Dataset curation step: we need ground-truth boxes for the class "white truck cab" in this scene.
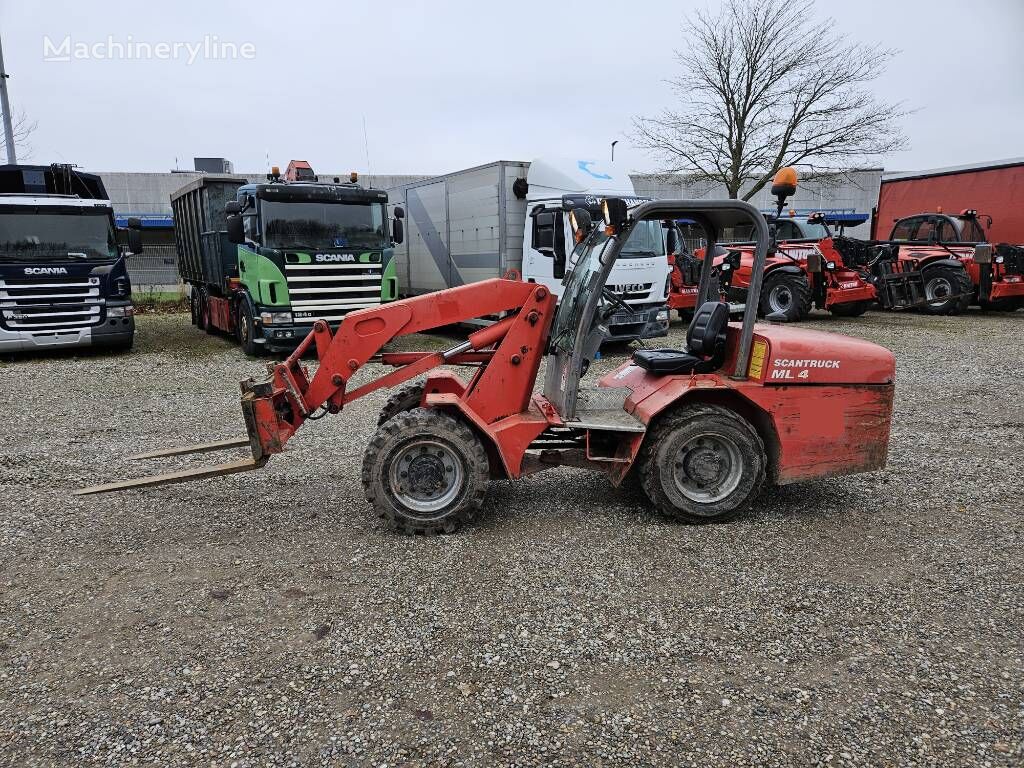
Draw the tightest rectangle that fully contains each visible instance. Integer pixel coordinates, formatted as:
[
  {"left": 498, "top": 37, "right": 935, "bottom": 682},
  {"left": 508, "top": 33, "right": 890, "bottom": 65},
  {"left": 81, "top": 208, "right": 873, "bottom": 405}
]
[
  {"left": 523, "top": 158, "right": 670, "bottom": 339},
  {"left": 388, "top": 157, "right": 670, "bottom": 340}
]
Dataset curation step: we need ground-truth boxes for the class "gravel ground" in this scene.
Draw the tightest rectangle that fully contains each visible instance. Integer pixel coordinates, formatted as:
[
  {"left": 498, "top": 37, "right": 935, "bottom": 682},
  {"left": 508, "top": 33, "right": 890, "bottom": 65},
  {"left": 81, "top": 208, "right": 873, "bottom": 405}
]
[{"left": 1, "top": 308, "right": 1022, "bottom": 767}]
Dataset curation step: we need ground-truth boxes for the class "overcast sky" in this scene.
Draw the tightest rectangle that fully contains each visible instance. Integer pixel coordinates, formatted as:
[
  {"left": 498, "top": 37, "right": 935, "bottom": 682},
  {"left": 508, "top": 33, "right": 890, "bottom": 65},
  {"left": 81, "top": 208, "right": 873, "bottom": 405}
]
[{"left": 1, "top": 0, "right": 1021, "bottom": 176}]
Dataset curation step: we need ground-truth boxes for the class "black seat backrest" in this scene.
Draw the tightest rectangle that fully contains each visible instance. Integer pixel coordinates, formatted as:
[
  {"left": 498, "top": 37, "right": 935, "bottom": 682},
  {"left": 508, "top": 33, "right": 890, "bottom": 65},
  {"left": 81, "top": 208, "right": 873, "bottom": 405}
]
[{"left": 686, "top": 301, "right": 730, "bottom": 357}]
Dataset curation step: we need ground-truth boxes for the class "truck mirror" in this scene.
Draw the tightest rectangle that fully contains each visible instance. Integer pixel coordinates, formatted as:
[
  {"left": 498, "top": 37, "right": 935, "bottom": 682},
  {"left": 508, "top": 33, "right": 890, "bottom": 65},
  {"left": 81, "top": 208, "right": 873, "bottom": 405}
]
[
  {"left": 533, "top": 211, "right": 556, "bottom": 253},
  {"left": 393, "top": 205, "right": 405, "bottom": 220},
  {"left": 392, "top": 218, "right": 404, "bottom": 245},
  {"left": 225, "top": 200, "right": 242, "bottom": 215},
  {"left": 227, "top": 214, "right": 245, "bottom": 245},
  {"left": 665, "top": 225, "right": 679, "bottom": 254},
  {"left": 127, "top": 228, "right": 143, "bottom": 255}
]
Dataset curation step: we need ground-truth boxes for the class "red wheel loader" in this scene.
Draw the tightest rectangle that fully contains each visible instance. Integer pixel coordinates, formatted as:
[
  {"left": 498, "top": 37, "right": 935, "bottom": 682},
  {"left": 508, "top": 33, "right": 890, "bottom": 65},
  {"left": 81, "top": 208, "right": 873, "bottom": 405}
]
[
  {"left": 707, "top": 213, "right": 876, "bottom": 322},
  {"left": 77, "top": 169, "right": 897, "bottom": 535}
]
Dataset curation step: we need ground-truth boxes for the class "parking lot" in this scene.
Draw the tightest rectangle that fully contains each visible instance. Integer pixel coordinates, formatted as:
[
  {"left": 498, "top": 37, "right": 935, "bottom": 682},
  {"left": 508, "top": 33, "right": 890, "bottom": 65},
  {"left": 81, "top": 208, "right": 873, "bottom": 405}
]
[{"left": 1, "top": 309, "right": 1022, "bottom": 766}]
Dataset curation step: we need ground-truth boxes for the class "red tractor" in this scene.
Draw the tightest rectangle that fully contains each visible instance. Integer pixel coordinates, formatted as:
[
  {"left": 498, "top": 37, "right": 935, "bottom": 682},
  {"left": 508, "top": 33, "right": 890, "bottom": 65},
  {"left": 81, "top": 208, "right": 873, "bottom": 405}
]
[
  {"left": 883, "top": 210, "right": 1024, "bottom": 312},
  {"left": 79, "top": 170, "right": 896, "bottom": 535},
  {"left": 703, "top": 212, "right": 876, "bottom": 321}
]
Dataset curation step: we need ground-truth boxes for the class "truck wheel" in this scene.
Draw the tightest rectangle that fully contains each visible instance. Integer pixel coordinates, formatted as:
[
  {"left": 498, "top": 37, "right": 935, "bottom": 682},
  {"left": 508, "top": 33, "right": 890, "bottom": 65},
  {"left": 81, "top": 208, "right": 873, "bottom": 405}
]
[
  {"left": 362, "top": 408, "right": 489, "bottom": 535},
  {"left": 760, "top": 272, "right": 812, "bottom": 321},
  {"left": 828, "top": 300, "right": 871, "bottom": 318},
  {"left": 638, "top": 404, "right": 765, "bottom": 524},
  {"left": 236, "top": 302, "right": 260, "bottom": 356},
  {"left": 921, "top": 266, "right": 973, "bottom": 315},
  {"left": 190, "top": 288, "right": 204, "bottom": 328},
  {"left": 377, "top": 381, "right": 426, "bottom": 426}
]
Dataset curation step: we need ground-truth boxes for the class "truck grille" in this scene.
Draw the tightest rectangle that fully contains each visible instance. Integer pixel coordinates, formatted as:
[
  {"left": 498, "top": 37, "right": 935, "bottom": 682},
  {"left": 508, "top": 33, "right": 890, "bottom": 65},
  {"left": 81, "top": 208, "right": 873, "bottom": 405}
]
[
  {"left": 284, "top": 262, "right": 382, "bottom": 322},
  {"left": 0, "top": 275, "right": 103, "bottom": 331},
  {"left": 608, "top": 282, "right": 654, "bottom": 302}
]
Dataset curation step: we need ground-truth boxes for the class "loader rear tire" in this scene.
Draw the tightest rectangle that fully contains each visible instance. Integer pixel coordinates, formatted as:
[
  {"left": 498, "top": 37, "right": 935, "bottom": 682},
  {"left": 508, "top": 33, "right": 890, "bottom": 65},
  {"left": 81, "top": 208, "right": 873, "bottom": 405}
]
[
  {"left": 638, "top": 404, "right": 765, "bottom": 524},
  {"left": 828, "top": 300, "right": 871, "bottom": 318},
  {"left": 362, "top": 408, "right": 489, "bottom": 535},
  {"left": 760, "top": 272, "right": 812, "bottom": 321},
  {"left": 920, "top": 266, "right": 973, "bottom": 315},
  {"left": 377, "top": 381, "right": 426, "bottom": 426}
]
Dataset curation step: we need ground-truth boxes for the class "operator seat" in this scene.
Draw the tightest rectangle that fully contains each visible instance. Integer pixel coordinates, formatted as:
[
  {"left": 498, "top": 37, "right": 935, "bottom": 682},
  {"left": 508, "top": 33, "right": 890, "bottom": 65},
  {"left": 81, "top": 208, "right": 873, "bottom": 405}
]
[{"left": 631, "top": 301, "right": 729, "bottom": 375}]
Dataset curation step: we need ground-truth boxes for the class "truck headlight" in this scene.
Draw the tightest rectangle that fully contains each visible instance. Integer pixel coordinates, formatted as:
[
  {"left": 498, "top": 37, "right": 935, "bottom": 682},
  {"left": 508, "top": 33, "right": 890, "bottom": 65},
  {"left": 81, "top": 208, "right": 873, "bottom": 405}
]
[
  {"left": 107, "top": 305, "right": 134, "bottom": 318},
  {"left": 656, "top": 310, "right": 669, "bottom": 322},
  {"left": 995, "top": 255, "right": 1005, "bottom": 264},
  {"left": 825, "top": 261, "right": 836, "bottom": 270},
  {"left": 260, "top": 311, "right": 293, "bottom": 325}
]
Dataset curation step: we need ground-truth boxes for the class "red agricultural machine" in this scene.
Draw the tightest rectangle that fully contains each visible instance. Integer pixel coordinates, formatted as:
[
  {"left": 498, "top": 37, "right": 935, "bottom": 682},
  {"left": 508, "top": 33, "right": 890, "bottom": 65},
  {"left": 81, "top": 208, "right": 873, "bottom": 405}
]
[
  {"left": 712, "top": 212, "right": 877, "bottom": 321},
  {"left": 78, "top": 170, "right": 897, "bottom": 535},
  {"left": 880, "top": 210, "right": 1024, "bottom": 312}
]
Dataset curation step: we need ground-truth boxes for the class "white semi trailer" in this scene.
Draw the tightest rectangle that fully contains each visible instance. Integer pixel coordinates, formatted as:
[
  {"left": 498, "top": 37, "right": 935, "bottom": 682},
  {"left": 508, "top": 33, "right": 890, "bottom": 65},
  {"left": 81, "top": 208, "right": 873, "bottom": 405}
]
[{"left": 387, "top": 157, "right": 670, "bottom": 340}]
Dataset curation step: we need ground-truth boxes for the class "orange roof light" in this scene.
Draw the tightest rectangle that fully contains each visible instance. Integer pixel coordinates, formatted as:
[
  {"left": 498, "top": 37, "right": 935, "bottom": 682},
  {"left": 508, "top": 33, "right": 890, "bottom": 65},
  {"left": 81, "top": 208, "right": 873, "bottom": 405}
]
[
  {"left": 774, "top": 167, "right": 798, "bottom": 187},
  {"left": 350, "top": 171, "right": 359, "bottom": 183},
  {"left": 271, "top": 165, "right": 280, "bottom": 176},
  {"left": 936, "top": 205, "right": 943, "bottom": 213},
  {"left": 771, "top": 167, "right": 798, "bottom": 199}
]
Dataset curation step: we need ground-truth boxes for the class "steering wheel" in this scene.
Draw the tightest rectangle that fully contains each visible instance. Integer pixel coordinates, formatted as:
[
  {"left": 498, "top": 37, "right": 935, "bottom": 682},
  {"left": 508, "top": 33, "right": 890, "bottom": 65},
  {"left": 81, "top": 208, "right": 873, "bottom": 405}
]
[{"left": 601, "top": 287, "right": 633, "bottom": 316}]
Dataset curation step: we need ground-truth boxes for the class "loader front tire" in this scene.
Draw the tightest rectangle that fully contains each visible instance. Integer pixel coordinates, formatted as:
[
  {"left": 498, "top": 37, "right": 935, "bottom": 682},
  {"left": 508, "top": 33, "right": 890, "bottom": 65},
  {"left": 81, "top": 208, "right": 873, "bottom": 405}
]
[
  {"left": 920, "top": 266, "right": 972, "bottom": 315},
  {"left": 638, "top": 404, "right": 765, "bottom": 524},
  {"left": 362, "top": 408, "right": 489, "bottom": 535},
  {"left": 377, "top": 381, "right": 426, "bottom": 426}
]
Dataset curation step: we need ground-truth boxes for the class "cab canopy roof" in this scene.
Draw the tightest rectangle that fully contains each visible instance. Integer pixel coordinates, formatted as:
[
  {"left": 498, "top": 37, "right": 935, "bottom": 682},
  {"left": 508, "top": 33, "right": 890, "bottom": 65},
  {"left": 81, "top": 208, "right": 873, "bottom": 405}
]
[
  {"left": 0, "top": 164, "right": 107, "bottom": 199},
  {"left": 526, "top": 157, "right": 635, "bottom": 201}
]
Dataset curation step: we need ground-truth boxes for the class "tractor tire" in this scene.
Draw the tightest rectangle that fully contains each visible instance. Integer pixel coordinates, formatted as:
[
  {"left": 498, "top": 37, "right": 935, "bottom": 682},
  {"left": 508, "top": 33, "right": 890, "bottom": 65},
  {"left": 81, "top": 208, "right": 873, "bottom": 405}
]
[
  {"left": 828, "top": 300, "right": 871, "bottom": 318},
  {"left": 237, "top": 302, "right": 260, "bottom": 357},
  {"left": 638, "top": 404, "right": 765, "bottom": 524},
  {"left": 361, "top": 408, "right": 489, "bottom": 535},
  {"left": 920, "top": 266, "right": 973, "bottom": 315},
  {"left": 377, "top": 381, "right": 427, "bottom": 426},
  {"left": 759, "top": 272, "right": 812, "bottom": 322}
]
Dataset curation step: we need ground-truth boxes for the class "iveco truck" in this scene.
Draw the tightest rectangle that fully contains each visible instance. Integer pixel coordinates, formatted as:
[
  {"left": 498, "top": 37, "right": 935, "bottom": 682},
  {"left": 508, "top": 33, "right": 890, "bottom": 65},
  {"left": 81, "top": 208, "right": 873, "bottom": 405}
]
[
  {"left": 387, "top": 158, "right": 671, "bottom": 340},
  {"left": 171, "top": 165, "right": 403, "bottom": 356},
  {"left": 0, "top": 164, "right": 140, "bottom": 353}
]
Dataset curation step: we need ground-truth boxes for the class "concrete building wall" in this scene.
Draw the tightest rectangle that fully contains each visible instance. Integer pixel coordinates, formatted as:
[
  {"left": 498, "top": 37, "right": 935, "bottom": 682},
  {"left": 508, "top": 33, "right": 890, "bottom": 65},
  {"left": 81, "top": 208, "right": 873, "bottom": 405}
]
[{"left": 630, "top": 169, "right": 883, "bottom": 238}]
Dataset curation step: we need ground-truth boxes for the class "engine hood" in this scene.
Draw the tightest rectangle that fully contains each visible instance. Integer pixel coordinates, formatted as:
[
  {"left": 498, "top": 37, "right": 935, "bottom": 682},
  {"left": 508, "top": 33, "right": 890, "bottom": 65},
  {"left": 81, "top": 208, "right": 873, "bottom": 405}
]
[{"left": 749, "top": 324, "right": 895, "bottom": 385}]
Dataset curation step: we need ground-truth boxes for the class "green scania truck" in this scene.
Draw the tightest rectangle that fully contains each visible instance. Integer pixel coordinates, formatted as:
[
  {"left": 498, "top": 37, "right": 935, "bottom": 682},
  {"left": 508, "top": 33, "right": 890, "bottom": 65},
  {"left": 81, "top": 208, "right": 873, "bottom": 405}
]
[{"left": 170, "top": 167, "right": 404, "bottom": 355}]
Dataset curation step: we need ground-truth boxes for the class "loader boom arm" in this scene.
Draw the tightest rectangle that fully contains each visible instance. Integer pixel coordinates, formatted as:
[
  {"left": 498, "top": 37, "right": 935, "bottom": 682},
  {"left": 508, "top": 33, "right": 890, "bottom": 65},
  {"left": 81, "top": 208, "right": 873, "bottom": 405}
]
[{"left": 244, "top": 278, "right": 554, "bottom": 460}]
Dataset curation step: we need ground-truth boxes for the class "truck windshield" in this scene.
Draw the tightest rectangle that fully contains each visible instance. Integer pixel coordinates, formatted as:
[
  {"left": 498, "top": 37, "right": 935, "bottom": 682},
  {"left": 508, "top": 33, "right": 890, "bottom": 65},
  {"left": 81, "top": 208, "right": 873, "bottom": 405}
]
[
  {"left": 262, "top": 200, "right": 387, "bottom": 250},
  {"left": 0, "top": 210, "right": 118, "bottom": 261},
  {"left": 619, "top": 219, "right": 667, "bottom": 257}
]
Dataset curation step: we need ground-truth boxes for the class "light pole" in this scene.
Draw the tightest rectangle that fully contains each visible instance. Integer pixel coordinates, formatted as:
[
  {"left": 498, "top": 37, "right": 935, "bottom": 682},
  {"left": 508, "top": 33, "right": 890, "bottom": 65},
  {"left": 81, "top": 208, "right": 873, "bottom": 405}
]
[
  {"left": 610, "top": 140, "right": 618, "bottom": 163},
  {"left": 0, "top": 32, "right": 17, "bottom": 164}
]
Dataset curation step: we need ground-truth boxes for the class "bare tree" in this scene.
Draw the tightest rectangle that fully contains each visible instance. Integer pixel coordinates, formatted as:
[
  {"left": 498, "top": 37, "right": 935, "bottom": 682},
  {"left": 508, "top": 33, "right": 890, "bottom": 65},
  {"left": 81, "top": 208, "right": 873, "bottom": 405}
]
[
  {"left": 633, "top": 0, "right": 907, "bottom": 200},
  {"left": 0, "top": 109, "right": 37, "bottom": 160}
]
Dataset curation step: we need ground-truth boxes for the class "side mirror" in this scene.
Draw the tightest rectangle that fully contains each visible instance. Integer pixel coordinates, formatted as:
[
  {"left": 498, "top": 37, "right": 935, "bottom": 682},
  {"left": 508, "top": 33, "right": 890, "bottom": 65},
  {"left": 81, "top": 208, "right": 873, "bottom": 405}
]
[
  {"left": 227, "top": 214, "right": 245, "bottom": 245},
  {"left": 974, "top": 243, "right": 992, "bottom": 264},
  {"left": 225, "top": 200, "right": 242, "bottom": 215},
  {"left": 126, "top": 228, "right": 143, "bottom": 255},
  {"left": 533, "top": 210, "right": 556, "bottom": 253},
  {"left": 392, "top": 218, "right": 404, "bottom": 245},
  {"left": 393, "top": 205, "right": 405, "bottom": 220},
  {"left": 665, "top": 225, "right": 680, "bottom": 254}
]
